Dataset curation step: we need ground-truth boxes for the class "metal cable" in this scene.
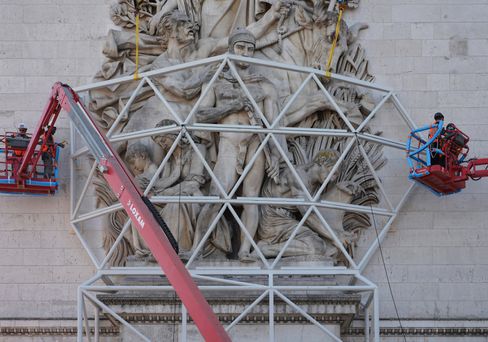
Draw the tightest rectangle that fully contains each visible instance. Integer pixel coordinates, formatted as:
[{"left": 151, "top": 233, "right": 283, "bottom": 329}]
[
  {"left": 173, "top": 126, "right": 184, "bottom": 342},
  {"left": 369, "top": 203, "right": 407, "bottom": 342},
  {"left": 354, "top": 133, "right": 407, "bottom": 341}
]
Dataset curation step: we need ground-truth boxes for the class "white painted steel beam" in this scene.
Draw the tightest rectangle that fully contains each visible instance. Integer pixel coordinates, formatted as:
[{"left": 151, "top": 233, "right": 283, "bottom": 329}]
[{"left": 70, "top": 52, "right": 417, "bottom": 342}]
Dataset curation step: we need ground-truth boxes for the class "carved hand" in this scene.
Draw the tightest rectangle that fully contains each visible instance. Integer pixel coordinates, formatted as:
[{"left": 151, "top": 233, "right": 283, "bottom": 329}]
[
  {"left": 272, "top": 0, "right": 292, "bottom": 19},
  {"left": 135, "top": 175, "right": 151, "bottom": 190},
  {"left": 242, "top": 98, "right": 254, "bottom": 113},
  {"left": 230, "top": 96, "right": 254, "bottom": 113},
  {"left": 336, "top": 181, "right": 365, "bottom": 196},
  {"left": 337, "top": 230, "right": 354, "bottom": 246},
  {"left": 266, "top": 155, "right": 280, "bottom": 183}
]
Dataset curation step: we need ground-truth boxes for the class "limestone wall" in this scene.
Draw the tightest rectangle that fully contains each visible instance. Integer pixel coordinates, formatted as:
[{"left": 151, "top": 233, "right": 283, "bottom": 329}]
[
  {"left": 1, "top": 0, "right": 488, "bottom": 340},
  {"left": 347, "top": 0, "right": 488, "bottom": 323},
  {"left": 0, "top": 0, "right": 112, "bottom": 319}
]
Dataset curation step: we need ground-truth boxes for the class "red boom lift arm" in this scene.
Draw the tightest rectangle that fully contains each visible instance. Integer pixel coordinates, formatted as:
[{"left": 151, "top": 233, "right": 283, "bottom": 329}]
[
  {"left": 24, "top": 83, "right": 230, "bottom": 341},
  {"left": 466, "top": 158, "right": 488, "bottom": 179}
]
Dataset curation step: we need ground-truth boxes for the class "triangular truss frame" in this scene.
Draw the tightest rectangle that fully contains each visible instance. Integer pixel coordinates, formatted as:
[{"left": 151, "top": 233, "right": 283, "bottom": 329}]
[{"left": 70, "top": 54, "right": 418, "bottom": 342}]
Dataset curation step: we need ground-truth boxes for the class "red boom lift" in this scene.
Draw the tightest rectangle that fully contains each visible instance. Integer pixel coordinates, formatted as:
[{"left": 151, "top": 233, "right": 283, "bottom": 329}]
[
  {"left": 407, "top": 120, "right": 488, "bottom": 195},
  {"left": 7, "top": 82, "right": 230, "bottom": 341},
  {"left": 0, "top": 129, "right": 60, "bottom": 194}
]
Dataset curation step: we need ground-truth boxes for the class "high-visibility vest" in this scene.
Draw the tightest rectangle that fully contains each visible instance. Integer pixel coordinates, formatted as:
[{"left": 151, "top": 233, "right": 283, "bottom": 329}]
[
  {"left": 428, "top": 121, "right": 438, "bottom": 140},
  {"left": 428, "top": 121, "right": 445, "bottom": 154},
  {"left": 13, "top": 149, "right": 24, "bottom": 157},
  {"left": 41, "top": 133, "right": 55, "bottom": 155},
  {"left": 11, "top": 133, "right": 26, "bottom": 157}
]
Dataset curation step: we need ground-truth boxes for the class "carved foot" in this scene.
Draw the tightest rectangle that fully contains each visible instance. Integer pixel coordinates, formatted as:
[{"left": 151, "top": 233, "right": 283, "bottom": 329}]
[
  {"left": 238, "top": 251, "right": 258, "bottom": 263},
  {"left": 179, "top": 250, "right": 200, "bottom": 262}
]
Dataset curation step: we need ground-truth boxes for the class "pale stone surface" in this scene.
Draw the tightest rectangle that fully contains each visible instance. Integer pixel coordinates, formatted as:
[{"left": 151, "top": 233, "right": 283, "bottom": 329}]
[
  {"left": 0, "top": 0, "right": 113, "bottom": 320},
  {"left": 119, "top": 323, "right": 341, "bottom": 342},
  {"left": 350, "top": 0, "right": 488, "bottom": 329},
  {"left": 91, "top": 1, "right": 381, "bottom": 265},
  {"left": 1, "top": 0, "right": 488, "bottom": 341}
]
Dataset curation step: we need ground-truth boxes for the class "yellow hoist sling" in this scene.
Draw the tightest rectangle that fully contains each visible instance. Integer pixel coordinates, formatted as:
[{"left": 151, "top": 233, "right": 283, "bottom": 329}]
[
  {"left": 325, "top": 2, "right": 346, "bottom": 78},
  {"left": 134, "top": 0, "right": 142, "bottom": 80}
]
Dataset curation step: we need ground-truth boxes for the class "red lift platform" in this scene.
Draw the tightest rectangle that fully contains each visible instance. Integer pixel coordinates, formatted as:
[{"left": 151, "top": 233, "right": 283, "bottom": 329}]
[
  {"left": 407, "top": 121, "right": 488, "bottom": 195},
  {"left": 8, "top": 82, "right": 230, "bottom": 341},
  {"left": 0, "top": 131, "right": 60, "bottom": 195}
]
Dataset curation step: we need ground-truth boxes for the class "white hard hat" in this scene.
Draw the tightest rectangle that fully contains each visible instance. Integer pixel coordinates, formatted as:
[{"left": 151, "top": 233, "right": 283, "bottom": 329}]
[{"left": 18, "top": 123, "right": 27, "bottom": 129}]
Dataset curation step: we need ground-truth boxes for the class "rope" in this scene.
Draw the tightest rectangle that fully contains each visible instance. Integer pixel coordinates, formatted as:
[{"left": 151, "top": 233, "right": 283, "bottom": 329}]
[
  {"left": 325, "top": 4, "right": 345, "bottom": 78},
  {"left": 353, "top": 134, "right": 407, "bottom": 341},
  {"left": 134, "top": 7, "right": 141, "bottom": 80}
]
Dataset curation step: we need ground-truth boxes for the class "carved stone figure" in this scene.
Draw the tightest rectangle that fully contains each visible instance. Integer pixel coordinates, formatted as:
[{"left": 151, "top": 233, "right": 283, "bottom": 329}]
[
  {"left": 190, "top": 28, "right": 286, "bottom": 261},
  {"left": 90, "top": 1, "right": 287, "bottom": 131},
  {"left": 92, "top": 0, "right": 383, "bottom": 267},
  {"left": 123, "top": 4, "right": 290, "bottom": 164},
  {"left": 255, "top": 150, "right": 341, "bottom": 260},
  {"left": 125, "top": 143, "right": 159, "bottom": 257},
  {"left": 125, "top": 142, "right": 159, "bottom": 179},
  {"left": 150, "top": 119, "right": 208, "bottom": 252},
  {"left": 254, "top": 0, "right": 368, "bottom": 102}
]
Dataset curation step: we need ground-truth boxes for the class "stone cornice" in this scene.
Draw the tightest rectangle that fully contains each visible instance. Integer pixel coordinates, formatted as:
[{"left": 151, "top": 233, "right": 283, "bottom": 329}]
[
  {"left": 346, "top": 327, "right": 488, "bottom": 337},
  {"left": 97, "top": 293, "right": 362, "bottom": 306},
  {"left": 0, "top": 327, "right": 119, "bottom": 336},
  {"left": 3, "top": 324, "right": 488, "bottom": 337}
]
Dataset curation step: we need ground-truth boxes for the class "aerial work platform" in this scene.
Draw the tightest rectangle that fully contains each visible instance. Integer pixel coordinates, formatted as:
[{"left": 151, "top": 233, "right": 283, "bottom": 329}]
[
  {"left": 9, "top": 82, "right": 230, "bottom": 342},
  {"left": 0, "top": 132, "right": 60, "bottom": 195},
  {"left": 407, "top": 120, "right": 488, "bottom": 195}
]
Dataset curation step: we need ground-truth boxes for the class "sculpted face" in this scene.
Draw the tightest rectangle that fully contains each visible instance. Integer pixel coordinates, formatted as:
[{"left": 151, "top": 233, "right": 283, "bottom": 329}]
[
  {"left": 175, "top": 18, "right": 196, "bottom": 44},
  {"left": 127, "top": 154, "right": 148, "bottom": 176},
  {"left": 233, "top": 41, "right": 255, "bottom": 69},
  {"left": 153, "top": 135, "right": 175, "bottom": 151},
  {"left": 320, "top": 164, "right": 337, "bottom": 183}
]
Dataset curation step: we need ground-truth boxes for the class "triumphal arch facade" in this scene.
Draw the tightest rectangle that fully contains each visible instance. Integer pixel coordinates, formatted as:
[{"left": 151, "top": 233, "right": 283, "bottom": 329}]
[{"left": 70, "top": 0, "right": 415, "bottom": 340}]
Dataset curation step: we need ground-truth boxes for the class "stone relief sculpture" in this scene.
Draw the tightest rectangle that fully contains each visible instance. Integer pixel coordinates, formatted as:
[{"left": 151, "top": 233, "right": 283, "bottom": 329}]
[
  {"left": 256, "top": 149, "right": 340, "bottom": 260},
  {"left": 89, "top": 0, "right": 385, "bottom": 267},
  {"left": 151, "top": 119, "right": 208, "bottom": 253},
  {"left": 190, "top": 28, "right": 286, "bottom": 261}
]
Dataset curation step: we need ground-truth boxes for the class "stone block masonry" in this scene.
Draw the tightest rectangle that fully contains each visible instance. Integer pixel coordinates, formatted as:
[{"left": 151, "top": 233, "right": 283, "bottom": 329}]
[
  {"left": 350, "top": 0, "right": 488, "bottom": 336},
  {"left": 0, "top": 0, "right": 113, "bottom": 322},
  {"left": 1, "top": 0, "right": 488, "bottom": 341}
]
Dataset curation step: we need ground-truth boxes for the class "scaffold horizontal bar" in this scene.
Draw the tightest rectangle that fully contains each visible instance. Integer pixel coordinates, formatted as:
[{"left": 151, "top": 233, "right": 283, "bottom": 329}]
[
  {"left": 148, "top": 196, "right": 395, "bottom": 217},
  {"left": 73, "top": 54, "right": 392, "bottom": 94},
  {"left": 97, "top": 267, "right": 362, "bottom": 276}
]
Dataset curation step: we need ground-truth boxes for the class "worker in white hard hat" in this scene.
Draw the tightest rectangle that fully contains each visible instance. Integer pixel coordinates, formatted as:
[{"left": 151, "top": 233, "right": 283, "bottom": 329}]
[
  {"left": 17, "top": 123, "right": 28, "bottom": 138},
  {"left": 11, "top": 123, "right": 29, "bottom": 157}
]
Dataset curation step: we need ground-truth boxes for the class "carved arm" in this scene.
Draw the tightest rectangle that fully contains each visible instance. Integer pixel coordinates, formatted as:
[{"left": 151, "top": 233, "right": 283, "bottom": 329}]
[
  {"left": 209, "top": 0, "right": 291, "bottom": 55},
  {"left": 156, "top": 73, "right": 204, "bottom": 100},
  {"left": 196, "top": 103, "right": 246, "bottom": 123}
]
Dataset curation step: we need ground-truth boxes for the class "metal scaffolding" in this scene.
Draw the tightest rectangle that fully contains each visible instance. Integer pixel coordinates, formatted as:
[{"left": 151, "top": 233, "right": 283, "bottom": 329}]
[{"left": 70, "top": 54, "right": 416, "bottom": 341}]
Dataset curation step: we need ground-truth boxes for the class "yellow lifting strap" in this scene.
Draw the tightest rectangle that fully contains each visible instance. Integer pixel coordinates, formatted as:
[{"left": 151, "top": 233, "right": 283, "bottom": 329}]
[
  {"left": 133, "top": 0, "right": 144, "bottom": 80},
  {"left": 325, "top": 4, "right": 345, "bottom": 78},
  {"left": 134, "top": 12, "right": 140, "bottom": 80}
]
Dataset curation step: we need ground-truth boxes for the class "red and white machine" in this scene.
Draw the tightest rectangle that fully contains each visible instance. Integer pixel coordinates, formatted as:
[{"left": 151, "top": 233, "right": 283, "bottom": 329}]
[
  {"left": 14, "top": 82, "right": 230, "bottom": 341},
  {"left": 407, "top": 121, "right": 488, "bottom": 195}
]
